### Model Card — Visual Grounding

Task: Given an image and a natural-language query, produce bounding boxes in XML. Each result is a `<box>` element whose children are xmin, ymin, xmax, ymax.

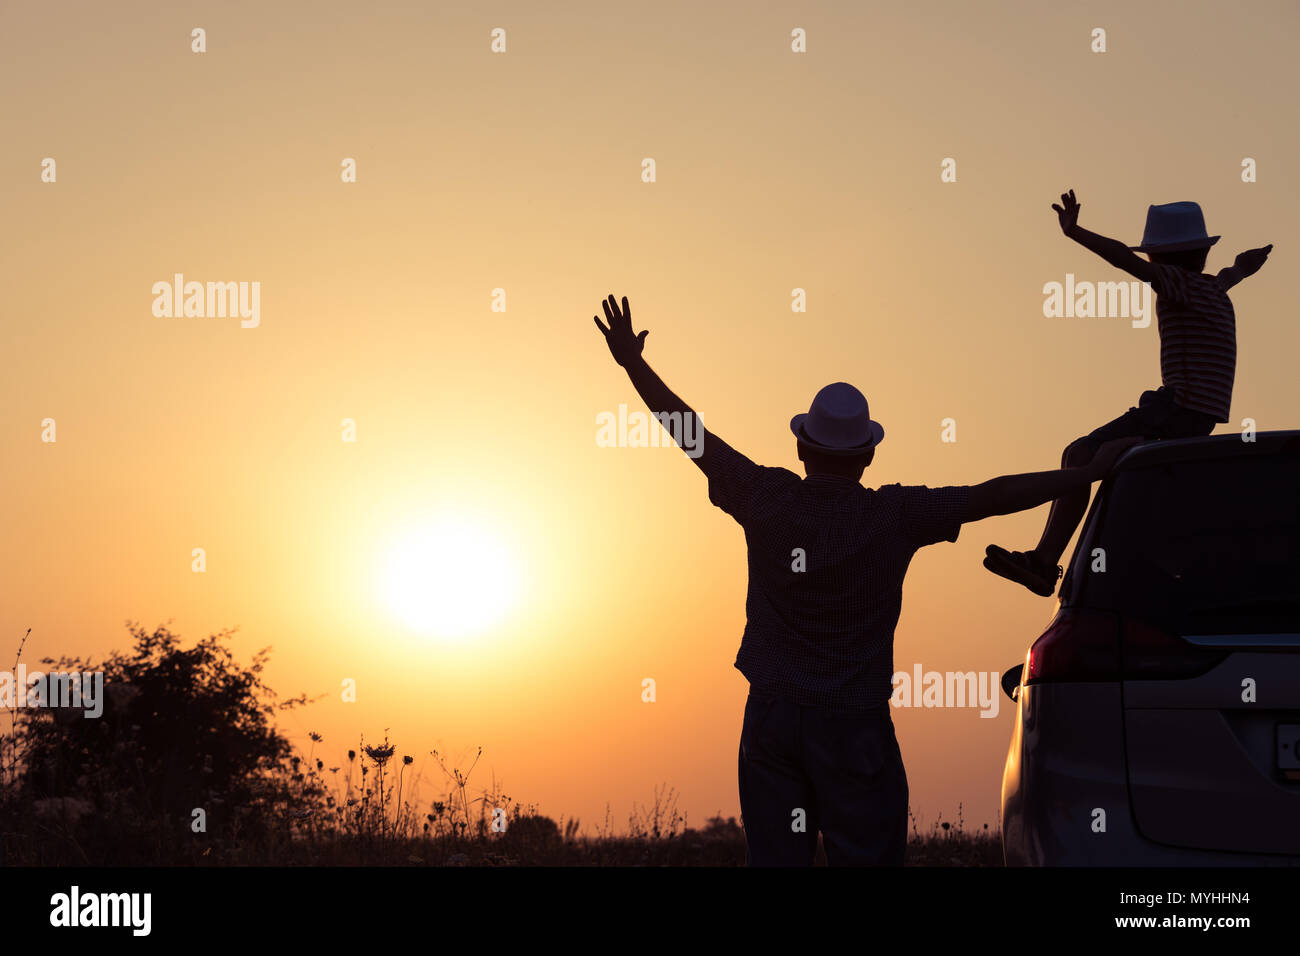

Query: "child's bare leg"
<box><xmin>1029</xmin><ymin>438</ymin><xmax>1096</xmax><ymax>567</ymax></box>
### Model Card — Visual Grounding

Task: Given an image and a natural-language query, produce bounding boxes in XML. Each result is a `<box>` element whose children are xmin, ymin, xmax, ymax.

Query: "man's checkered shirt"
<box><xmin>698</xmin><ymin>435</ymin><xmax>971</xmax><ymax>711</ymax></box>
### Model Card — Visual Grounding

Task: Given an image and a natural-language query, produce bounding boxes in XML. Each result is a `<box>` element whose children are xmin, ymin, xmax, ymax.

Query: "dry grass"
<box><xmin>2</xmin><ymin>721</ymin><xmax>1001</xmax><ymax>865</ymax></box>
<box><xmin>0</xmin><ymin>626</ymin><xmax>1002</xmax><ymax>866</ymax></box>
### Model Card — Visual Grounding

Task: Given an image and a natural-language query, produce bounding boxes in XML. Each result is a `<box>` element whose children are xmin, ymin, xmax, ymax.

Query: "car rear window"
<box><xmin>1071</xmin><ymin>451</ymin><xmax>1300</xmax><ymax>634</ymax></box>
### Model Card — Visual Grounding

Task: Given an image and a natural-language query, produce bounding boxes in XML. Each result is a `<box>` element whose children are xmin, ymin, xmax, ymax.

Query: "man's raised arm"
<box><xmin>594</xmin><ymin>294</ymin><xmax>692</xmax><ymax>420</ymax></box>
<box><xmin>593</xmin><ymin>293</ymin><xmax>722</xmax><ymax>468</ymax></box>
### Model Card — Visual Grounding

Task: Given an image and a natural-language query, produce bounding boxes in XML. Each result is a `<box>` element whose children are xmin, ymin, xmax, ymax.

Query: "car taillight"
<box><xmin>1120</xmin><ymin>616</ymin><xmax>1227</xmax><ymax>679</ymax></box>
<box><xmin>1025</xmin><ymin>608</ymin><xmax>1121</xmax><ymax>683</ymax></box>
<box><xmin>1025</xmin><ymin>609</ymin><xmax>1228</xmax><ymax>683</ymax></box>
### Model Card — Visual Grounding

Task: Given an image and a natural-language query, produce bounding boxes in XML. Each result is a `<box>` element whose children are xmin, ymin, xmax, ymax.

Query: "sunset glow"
<box><xmin>3</xmin><ymin>0</ymin><xmax>1297</xmax><ymax>844</ymax></box>
<box><xmin>377</xmin><ymin>515</ymin><xmax>523</xmax><ymax>640</ymax></box>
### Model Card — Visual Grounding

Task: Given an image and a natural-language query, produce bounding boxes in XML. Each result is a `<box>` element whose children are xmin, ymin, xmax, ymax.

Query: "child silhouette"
<box><xmin>986</xmin><ymin>189</ymin><xmax>1272</xmax><ymax>595</ymax></box>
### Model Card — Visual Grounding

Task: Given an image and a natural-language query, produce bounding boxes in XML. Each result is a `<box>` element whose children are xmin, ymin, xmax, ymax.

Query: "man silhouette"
<box><xmin>593</xmin><ymin>294</ymin><xmax>1136</xmax><ymax>866</ymax></box>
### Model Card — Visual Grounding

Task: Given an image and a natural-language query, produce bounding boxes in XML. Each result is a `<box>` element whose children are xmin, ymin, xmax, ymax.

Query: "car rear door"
<box><xmin>1083</xmin><ymin>435</ymin><xmax>1300</xmax><ymax>855</ymax></box>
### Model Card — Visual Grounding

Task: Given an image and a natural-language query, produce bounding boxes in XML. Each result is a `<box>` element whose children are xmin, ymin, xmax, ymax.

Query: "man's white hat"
<box><xmin>790</xmin><ymin>382</ymin><xmax>884</xmax><ymax>456</ymax></box>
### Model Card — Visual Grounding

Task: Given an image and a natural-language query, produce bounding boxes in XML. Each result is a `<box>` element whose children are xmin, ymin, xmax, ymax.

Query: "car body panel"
<box><xmin>1001</xmin><ymin>430</ymin><xmax>1300</xmax><ymax>865</ymax></box>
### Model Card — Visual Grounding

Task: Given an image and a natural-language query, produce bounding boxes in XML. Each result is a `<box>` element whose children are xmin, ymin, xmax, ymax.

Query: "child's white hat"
<box><xmin>1131</xmin><ymin>201</ymin><xmax>1220</xmax><ymax>253</ymax></box>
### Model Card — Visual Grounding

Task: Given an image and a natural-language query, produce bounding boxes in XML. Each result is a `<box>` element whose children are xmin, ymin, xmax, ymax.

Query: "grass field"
<box><xmin>1</xmin><ymin>626</ymin><xmax>1002</xmax><ymax>866</ymax></box>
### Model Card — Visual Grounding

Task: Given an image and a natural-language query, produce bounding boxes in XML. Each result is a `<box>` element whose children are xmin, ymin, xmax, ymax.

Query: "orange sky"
<box><xmin>3</xmin><ymin>0</ymin><xmax>1298</xmax><ymax>835</ymax></box>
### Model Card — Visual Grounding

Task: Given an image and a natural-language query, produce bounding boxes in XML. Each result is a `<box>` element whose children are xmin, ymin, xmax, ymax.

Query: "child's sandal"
<box><xmin>983</xmin><ymin>545</ymin><xmax>1061</xmax><ymax>597</ymax></box>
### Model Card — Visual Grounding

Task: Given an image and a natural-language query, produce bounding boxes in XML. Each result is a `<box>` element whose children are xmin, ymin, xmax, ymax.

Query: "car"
<box><xmin>999</xmin><ymin>430</ymin><xmax>1300</xmax><ymax>865</ymax></box>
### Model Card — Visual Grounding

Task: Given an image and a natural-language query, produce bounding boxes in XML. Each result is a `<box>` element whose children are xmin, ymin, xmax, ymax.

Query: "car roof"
<box><xmin>1112</xmin><ymin>429</ymin><xmax>1300</xmax><ymax>472</ymax></box>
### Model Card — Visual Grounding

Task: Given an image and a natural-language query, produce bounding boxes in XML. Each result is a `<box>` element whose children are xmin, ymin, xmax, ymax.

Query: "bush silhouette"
<box><xmin>2</xmin><ymin>624</ymin><xmax>314</xmax><ymax>864</ymax></box>
<box><xmin>501</xmin><ymin>813</ymin><xmax>562</xmax><ymax>847</ymax></box>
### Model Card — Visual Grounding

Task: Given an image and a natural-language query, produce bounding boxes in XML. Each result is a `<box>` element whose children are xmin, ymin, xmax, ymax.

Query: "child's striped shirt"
<box><xmin>1148</xmin><ymin>263</ymin><xmax>1238</xmax><ymax>423</ymax></box>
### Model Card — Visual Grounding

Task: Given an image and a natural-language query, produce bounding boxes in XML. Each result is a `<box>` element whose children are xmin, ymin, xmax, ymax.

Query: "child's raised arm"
<box><xmin>1217</xmin><ymin>244</ymin><xmax>1273</xmax><ymax>290</ymax></box>
<box><xmin>1053</xmin><ymin>189</ymin><xmax>1156</xmax><ymax>283</ymax></box>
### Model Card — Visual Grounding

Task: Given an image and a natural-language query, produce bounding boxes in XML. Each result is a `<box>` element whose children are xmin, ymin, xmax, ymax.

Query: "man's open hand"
<box><xmin>1051</xmin><ymin>188</ymin><xmax>1081</xmax><ymax>235</ymax></box>
<box><xmin>593</xmin><ymin>294</ymin><xmax>647</xmax><ymax>368</ymax></box>
<box><xmin>1234</xmin><ymin>244</ymin><xmax>1273</xmax><ymax>278</ymax></box>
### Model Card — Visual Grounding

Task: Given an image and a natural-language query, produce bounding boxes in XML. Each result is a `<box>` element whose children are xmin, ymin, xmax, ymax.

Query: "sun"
<box><xmin>377</xmin><ymin>515</ymin><xmax>523</xmax><ymax>640</ymax></box>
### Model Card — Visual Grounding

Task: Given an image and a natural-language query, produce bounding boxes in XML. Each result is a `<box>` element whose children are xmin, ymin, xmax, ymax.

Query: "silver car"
<box><xmin>1000</xmin><ymin>430</ymin><xmax>1300</xmax><ymax>865</ymax></box>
